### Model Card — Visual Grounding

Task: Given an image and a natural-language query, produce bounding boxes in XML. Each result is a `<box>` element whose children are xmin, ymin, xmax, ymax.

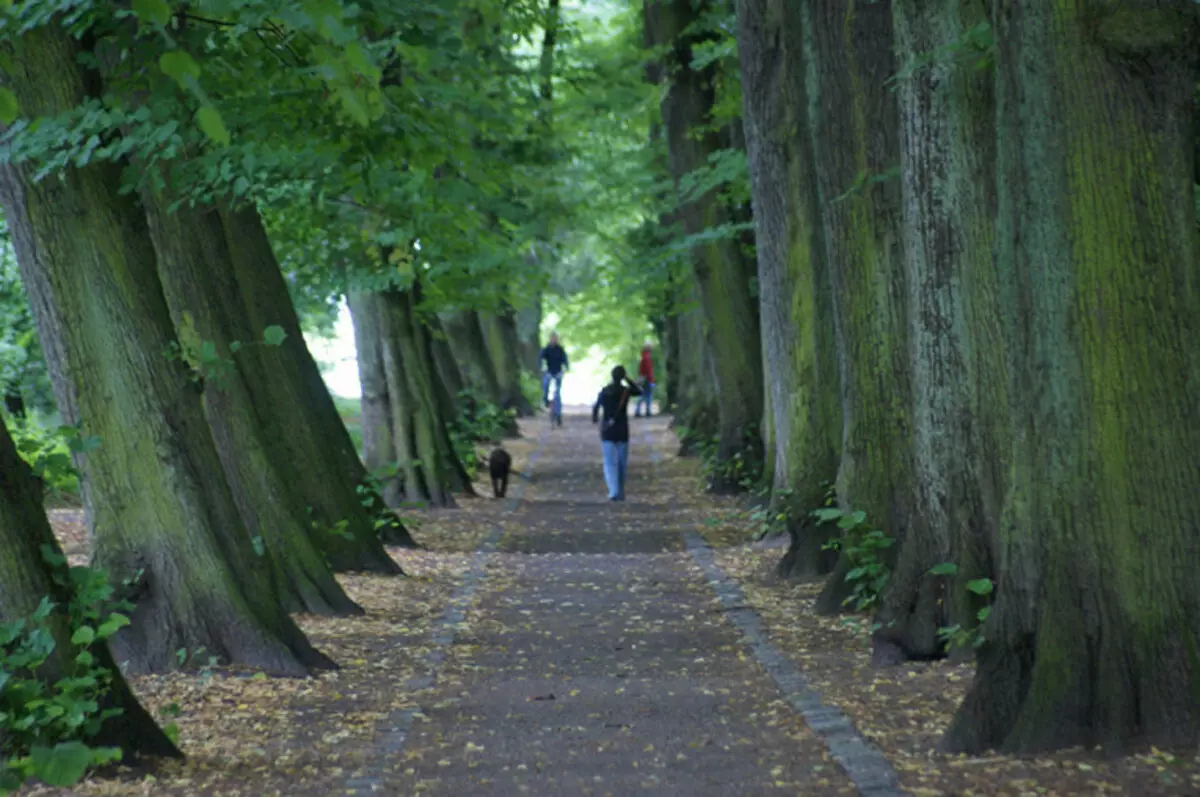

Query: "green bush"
<box><xmin>449</xmin><ymin>389</ymin><xmax>515</xmax><ymax>480</ymax></box>
<box><xmin>815</xmin><ymin>504</ymin><xmax>894</xmax><ymax>613</ymax></box>
<box><xmin>1</xmin><ymin>549</ymin><xmax>135</xmax><ymax>794</ymax></box>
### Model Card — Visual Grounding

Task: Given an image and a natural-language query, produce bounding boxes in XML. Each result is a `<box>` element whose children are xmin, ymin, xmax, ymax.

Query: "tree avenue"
<box><xmin>0</xmin><ymin>0</ymin><xmax>1197</xmax><ymax>790</ymax></box>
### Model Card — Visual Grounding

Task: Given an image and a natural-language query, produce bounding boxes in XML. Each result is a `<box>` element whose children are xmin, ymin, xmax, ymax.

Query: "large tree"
<box><xmin>944</xmin><ymin>0</ymin><xmax>1200</xmax><ymax>754</ymax></box>
<box><xmin>644</xmin><ymin>0</ymin><xmax>762</xmax><ymax>483</ymax></box>
<box><xmin>870</xmin><ymin>0</ymin><xmax>1004</xmax><ymax>662</ymax></box>
<box><xmin>804</xmin><ymin>0</ymin><xmax>919</xmax><ymax>617</ymax></box>
<box><xmin>219</xmin><ymin>205</ymin><xmax>415</xmax><ymax>554</ymax></box>
<box><xmin>349</xmin><ymin>282</ymin><xmax>472</xmax><ymax>508</ymax></box>
<box><xmin>737</xmin><ymin>0</ymin><xmax>841</xmax><ymax>580</ymax></box>
<box><xmin>141</xmin><ymin>191</ymin><xmax>362</xmax><ymax>616</ymax></box>
<box><xmin>0</xmin><ymin>417</ymin><xmax>180</xmax><ymax>774</ymax></box>
<box><xmin>479</xmin><ymin>305</ymin><xmax>535</xmax><ymax>417</ymax></box>
<box><xmin>0</xmin><ymin>25</ymin><xmax>334</xmax><ymax>675</ymax></box>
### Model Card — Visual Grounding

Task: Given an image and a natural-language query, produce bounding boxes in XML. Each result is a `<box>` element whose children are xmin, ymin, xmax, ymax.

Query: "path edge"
<box><xmin>343</xmin><ymin>427</ymin><xmax>548</xmax><ymax>793</ymax></box>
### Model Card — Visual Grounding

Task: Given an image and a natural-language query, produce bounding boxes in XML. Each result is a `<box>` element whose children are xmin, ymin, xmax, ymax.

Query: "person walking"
<box><xmin>592</xmin><ymin>366</ymin><xmax>643</xmax><ymax>501</ymax></box>
<box><xmin>539</xmin><ymin>332</ymin><xmax>569</xmax><ymax>407</ymax></box>
<box><xmin>634</xmin><ymin>343</ymin><xmax>655</xmax><ymax>418</ymax></box>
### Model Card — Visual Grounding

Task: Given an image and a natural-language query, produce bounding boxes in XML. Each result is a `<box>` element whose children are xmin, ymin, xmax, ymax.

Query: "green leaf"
<box><xmin>132</xmin><ymin>0</ymin><xmax>171</xmax><ymax>26</ymax></box>
<box><xmin>966</xmin><ymin>578</ymin><xmax>994</xmax><ymax>596</ymax></box>
<box><xmin>196</xmin><ymin>105</ymin><xmax>230</xmax><ymax>146</ymax></box>
<box><xmin>28</xmin><ymin>742</ymin><xmax>93</xmax><ymax>787</ymax></box>
<box><xmin>251</xmin><ymin>535</ymin><xmax>266</xmax><ymax>557</ymax></box>
<box><xmin>70</xmin><ymin>626</ymin><xmax>95</xmax><ymax>646</ymax></box>
<box><xmin>0</xmin><ymin>87</ymin><xmax>18</xmax><ymax>125</ymax></box>
<box><xmin>929</xmin><ymin>562</ymin><xmax>958</xmax><ymax>576</ymax></box>
<box><xmin>159</xmin><ymin>51</ymin><xmax>201</xmax><ymax>85</ymax></box>
<box><xmin>96</xmin><ymin>613</ymin><xmax>130</xmax><ymax>639</ymax></box>
<box><xmin>262</xmin><ymin>325</ymin><xmax>287</xmax><ymax>346</ymax></box>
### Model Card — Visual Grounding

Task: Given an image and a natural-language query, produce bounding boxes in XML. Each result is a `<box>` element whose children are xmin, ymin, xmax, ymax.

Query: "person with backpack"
<box><xmin>591</xmin><ymin>366</ymin><xmax>643</xmax><ymax>501</ymax></box>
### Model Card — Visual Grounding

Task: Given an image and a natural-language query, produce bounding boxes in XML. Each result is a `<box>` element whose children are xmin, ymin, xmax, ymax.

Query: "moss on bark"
<box><xmin>142</xmin><ymin>192</ymin><xmax>361</xmax><ymax>617</ymax></box>
<box><xmin>0</xmin><ymin>27</ymin><xmax>335</xmax><ymax>674</ymax></box>
<box><xmin>646</xmin><ymin>0</ymin><xmax>763</xmax><ymax>483</ymax></box>
<box><xmin>804</xmin><ymin>0</ymin><xmax>919</xmax><ymax>616</ymax></box>
<box><xmin>944</xmin><ymin>0</ymin><xmax>1200</xmax><ymax>754</ymax></box>
<box><xmin>738</xmin><ymin>0</ymin><xmax>841</xmax><ymax>580</ymax></box>
<box><xmin>479</xmin><ymin>307</ymin><xmax>534</xmax><ymax>417</ymax></box>
<box><xmin>219</xmin><ymin>206</ymin><xmax>415</xmax><ymax>557</ymax></box>
<box><xmin>0</xmin><ymin>418</ymin><xmax>180</xmax><ymax>760</ymax></box>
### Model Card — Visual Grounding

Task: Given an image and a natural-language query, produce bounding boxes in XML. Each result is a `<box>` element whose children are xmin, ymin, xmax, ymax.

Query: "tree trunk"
<box><xmin>944</xmin><ymin>0</ymin><xmax>1200</xmax><ymax>755</ymax></box>
<box><xmin>671</xmin><ymin>280</ymin><xmax>719</xmax><ymax>453</ymax></box>
<box><xmin>141</xmin><ymin>193</ymin><xmax>362</xmax><ymax>617</ymax></box>
<box><xmin>384</xmin><ymin>285</ymin><xmax>471</xmax><ymax>507</ymax></box>
<box><xmin>218</xmin><ymin>205</ymin><xmax>415</xmax><ymax>555</ymax></box>
<box><xmin>429</xmin><ymin>313</ymin><xmax>466</xmax><ymax>411</ymax></box>
<box><xmin>804</xmin><ymin>0</ymin><xmax>917</xmax><ymax>616</ymax></box>
<box><xmin>351</xmin><ymin>289</ymin><xmax>472</xmax><ymax>508</ymax></box>
<box><xmin>516</xmin><ymin>298</ymin><xmax>542</xmax><ymax>377</ymax></box>
<box><xmin>479</xmin><ymin>306</ymin><xmax>534</xmax><ymax>417</ymax></box>
<box><xmin>0</xmin><ymin>417</ymin><xmax>180</xmax><ymax>761</ymax></box>
<box><xmin>648</xmin><ymin>0</ymin><xmax>763</xmax><ymax>487</ymax></box>
<box><xmin>737</xmin><ymin>0</ymin><xmax>842</xmax><ymax>581</ymax></box>
<box><xmin>440</xmin><ymin>308</ymin><xmax>512</xmax><ymax>428</ymax></box>
<box><xmin>0</xmin><ymin>26</ymin><xmax>334</xmax><ymax>674</ymax></box>
<box><xmin>348</xmin><ymin>291</ymin><xmax>404</xmax><ymax>507</ymax></box>
<box><xmin>870</xmin><ymin>0</ymin><xmax>1004</xmax><ymax>663</ymax></box>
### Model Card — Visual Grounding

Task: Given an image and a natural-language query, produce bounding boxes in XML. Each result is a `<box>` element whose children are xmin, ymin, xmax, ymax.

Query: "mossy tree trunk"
<box><xmin>0</xmin><ymin>417</ymin><xmax>180</xmax><ymax>760</ymax></box>
<box><xmin>350</xmin><ymin>287</ymin><xmax>472</xmax><ymax>508</ymax></box>
<box><xmin>738</xmin><ymin>0</ymin><xmax>841</xmax><ymax>581</ymax></box>
<box><xmin>142</xmin><ymin>193</ymin><xmax>362</xmax><ymax>617</ymax></box>
<box><xmin>348</xmin><ymin>290</ymin><xmax>404</xmax><ymax>507</ymax></box>
<box><xmin>440</xmin><ymin>308</ymin><xmax>518</xmax><ymax>437</ymax></box>
<box><xmin>516</xmin><ymin>298</ymin><xmax>542</xmax><ymax>377</ymax></box>
<box><xmin>872</xmin><ymin>0</ymin><xmax>1004</xmax><ymax>663</ymax></box>
<box><xmin>479</xmin><ymin>306</ymin><xmax>534</xmax><ymax>417</ymax></box>
<box><xmin>0</xmin><ymin>27</ymin><xmax>334</xmax><ymax>675</ymax></box>
<box><xmin>647</xmin><ymin>0</ymin><xmax>763</xmax><ymax>487</ymax></box>
<box><xmin>804</xmin><ymin>0</ymin><xmax>918</xmax><ymax>616</ymax></box>
<box><xmin>944</xmin><ymin>0</ymin><xmax>1200</xmax><ymax>755</ymax></box>
<box><xmin>428</xmin><ymin>313</ymin><xmax>466</xmax><ymax>411</ymax></box>
<box><xmin>218</xmin><ymin>205</ymin><xmax>415</xmax><ymax>554</ymax></box>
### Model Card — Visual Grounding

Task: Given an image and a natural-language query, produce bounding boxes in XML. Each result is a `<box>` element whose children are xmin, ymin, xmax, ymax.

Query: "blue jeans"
<box><xmin>601</xmin><ymin>441</ymin><xmax>628</xmax><ymax>500</ymax></box>
<box><xmin>542</xmin><ymin>372</ymin><xmax>563</xmax><ymax>405</ymax></box>
<box><xmin>635</xmin><ymin>382</ymin><xmax>654</xmax><ymax>416</ymax></box>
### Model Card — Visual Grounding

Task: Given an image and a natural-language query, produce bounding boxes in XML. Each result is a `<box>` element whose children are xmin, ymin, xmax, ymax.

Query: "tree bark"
<box><xmin>870</xmin><ymin>0</ymin><xmax>1004</xmax><ymax>663</ymax></box>
<box><xmin>142</xmin><ymin>193</ymin><xmax>362</xmax><ymax>617</ymax></box>
<box><xmin>440</xmin><ymin>308</ymin><xmax>513</xmax><ymax>431</ymax></box>
<box><xmin>429</xmin><ymin>313</ymin><xmax>466</xmax><ymax>410</ymax></box>
<box><xmin>350</xmin><ymin>288</ymin><xmax>472</xmax><ymax>508</ymax></box>
<box><xmin>348</xmin><ymin>290</ymin><xmax>404</xmax><ymax>508</ymax></box>
<box><xmin>804</xmin><ymin>0</ymin><xmax>918</xmax><ymax>616</ymax></box>
<box><xmin>647</xmin><ymin>0</ymin><xmax>763</xmax><ymax>486</ymax></box>
<box><xmin>218</xmin><ymin>205</ymin><xmax>415</xmax><ymax>555</ymax></box>
<box><xmin>0</xmin><ymin>417</ymin><xmax>180</xmax><ymax>760</ymax></box>
<box><xmin>944</xmin><ymin>0</ymin><xmax>1200</xmax><ymax>755</ymax></box>
<box><xmin>516</xmin><ymin>299</ymin><xmax>542</xmax><ymax>377</ymax></box>
<box><xmin>0</xmin><ymin>26</ymin><xmax>334</xmax><ymax>674</ymax></box>
<box><xmin>479</xmin><ymin>306</ymin><xmax>534</xmax><ymax>417</ymax></box>
<box><xmin>737</xmin><ymin>0</ymin><xmax>841</xmax><ymax>581</ymax></box>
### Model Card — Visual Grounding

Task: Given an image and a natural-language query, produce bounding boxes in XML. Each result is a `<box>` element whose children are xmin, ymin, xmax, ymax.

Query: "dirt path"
<box><xmin>378</xmin><ymin>414</ymin><xmax>881</xmax><ymax>796</ymax></box>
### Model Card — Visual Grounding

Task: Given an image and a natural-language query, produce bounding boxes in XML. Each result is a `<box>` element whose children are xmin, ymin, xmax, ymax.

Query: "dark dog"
<box><xmin>488</xmin><ymin>447</ymin><xmax>512</xmax><ymax>499</ymax></box>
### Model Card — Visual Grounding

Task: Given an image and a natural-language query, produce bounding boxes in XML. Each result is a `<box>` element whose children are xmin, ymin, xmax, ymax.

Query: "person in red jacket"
<box><xmin>634</xmin><ymin>343</ymin><xmax>655</xmax><ymax>418</ymax></box>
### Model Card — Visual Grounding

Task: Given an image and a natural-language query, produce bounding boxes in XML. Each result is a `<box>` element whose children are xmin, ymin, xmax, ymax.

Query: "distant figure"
<box><xmin>592</xmin><ymin>365</ymin><xmax>643</xmax><ymax>501</ymax></box>
<box><xmin>489</xmin><ymin>447</ymin><xmax>512</xmax><ymax>499</ymax></box>
<box><xmin>539</xmin><ymin>332</ymin><xmax>569</xmax><ymax>408</ymax></box>
<box><xmin>634</xmin><ymin>343</ymin><xmax>655</xmax><ymax>418</ymax></box>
